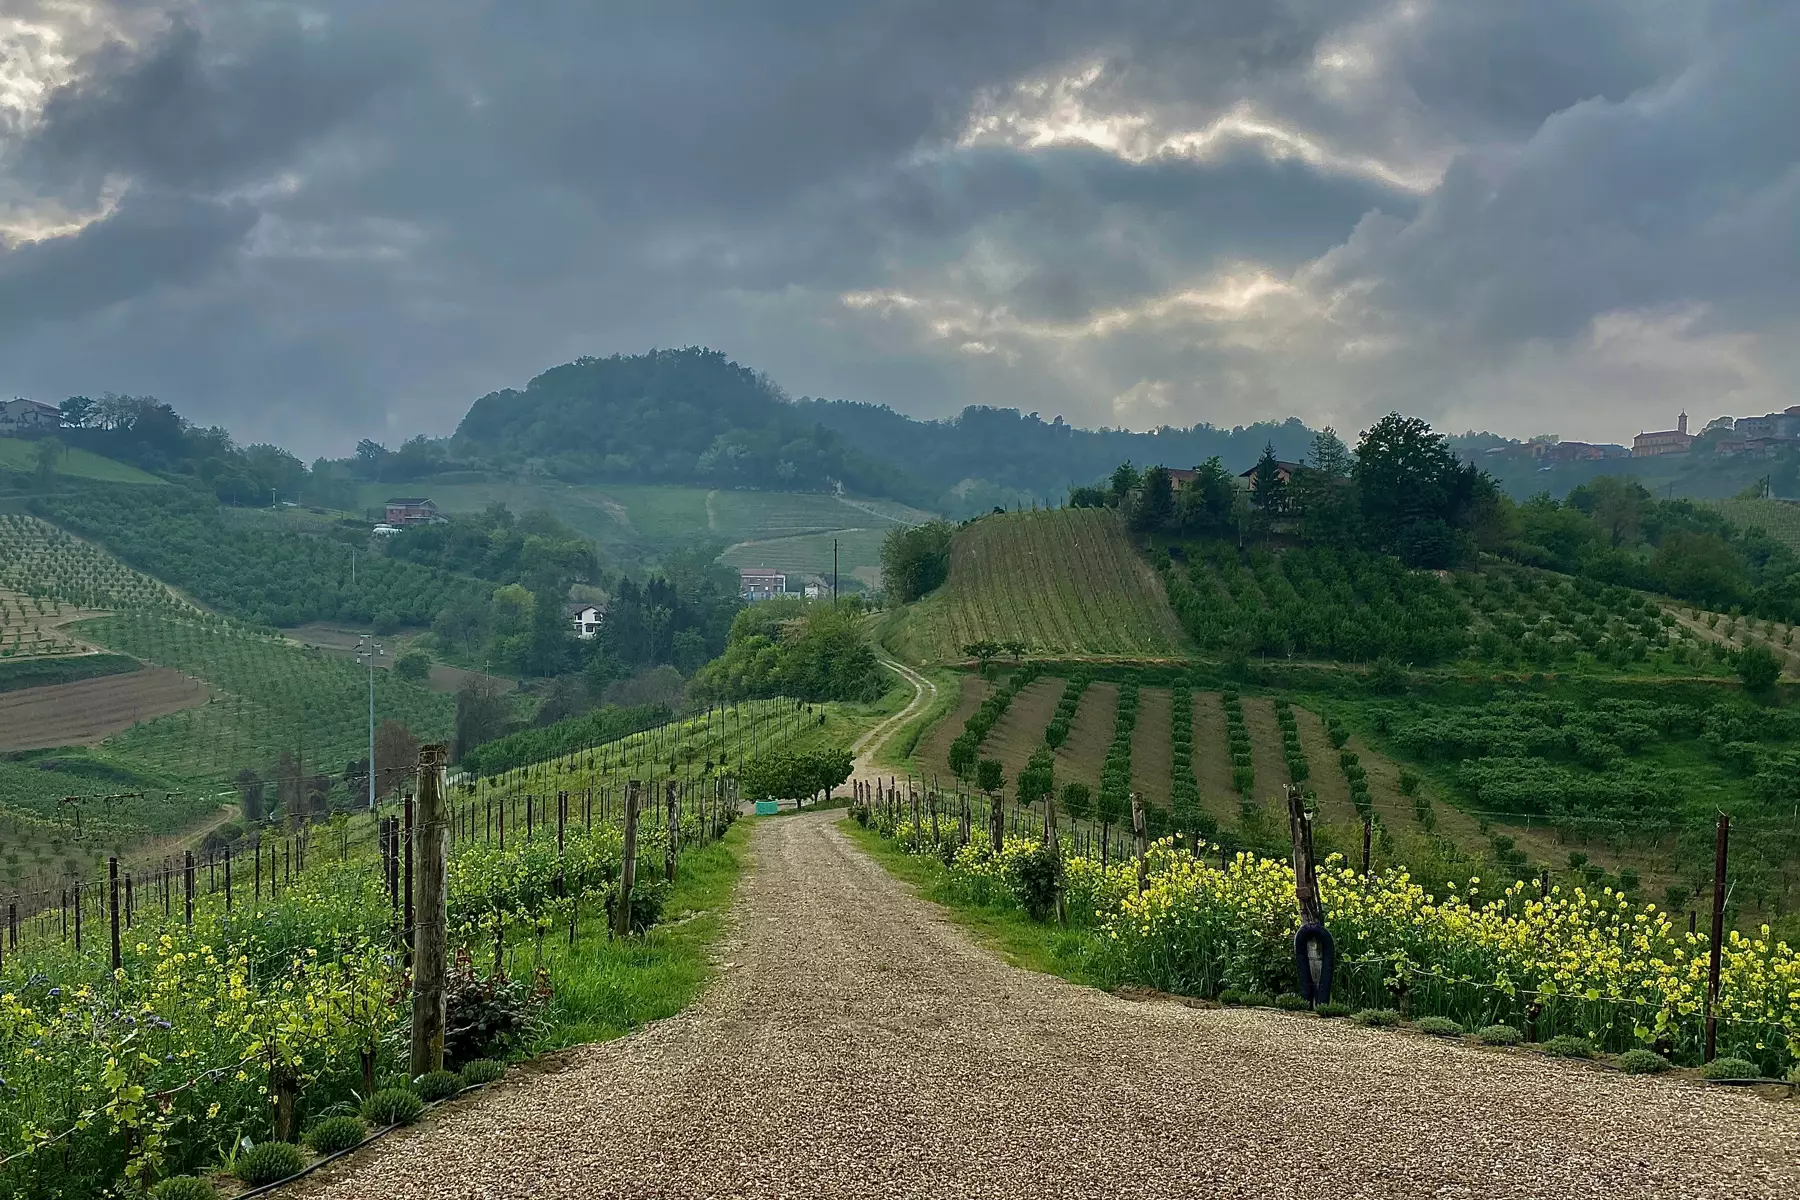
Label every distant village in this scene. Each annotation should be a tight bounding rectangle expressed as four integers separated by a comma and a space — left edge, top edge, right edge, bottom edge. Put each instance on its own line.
1482, 405, 1800, 466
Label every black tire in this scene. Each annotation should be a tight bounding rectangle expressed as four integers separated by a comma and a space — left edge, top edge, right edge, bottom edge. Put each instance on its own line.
1293, 923, 1336, 1004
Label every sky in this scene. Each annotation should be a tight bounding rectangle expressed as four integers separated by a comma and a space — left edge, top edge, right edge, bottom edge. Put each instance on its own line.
1, 0, 1796, 459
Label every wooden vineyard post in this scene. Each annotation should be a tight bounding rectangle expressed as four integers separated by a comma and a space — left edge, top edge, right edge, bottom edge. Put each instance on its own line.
930, 790, 941, 847
254, 838, 262, 901
558, 790, 567, 856
184, 851, 194, 926
910, 788, 921, 849
223, 847, 232, 913
1361, 813, 1372, 877
411, 744, 449, 1079
1286, 786, 1323, 927
403, 793, 416, 970
665, 780, 679, 883
108, 857, 121, 972
1130, 791, 1148, 894
1705, 812, 1729, 1063
73, 882, 82, 952
1046, 789, 1066, 928
615, 780, 641, 938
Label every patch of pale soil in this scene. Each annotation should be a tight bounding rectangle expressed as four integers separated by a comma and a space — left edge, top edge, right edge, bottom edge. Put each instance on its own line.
296, 813, 1800, 1200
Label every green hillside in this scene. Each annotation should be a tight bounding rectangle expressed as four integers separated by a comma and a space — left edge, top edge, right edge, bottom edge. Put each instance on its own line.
354, 479, 929, 580
887, 508, 1189, 662
0, 439, 165, 485
1706, 496, 1800, 553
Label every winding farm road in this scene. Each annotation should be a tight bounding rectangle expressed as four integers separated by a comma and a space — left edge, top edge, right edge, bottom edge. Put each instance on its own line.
297, 811, 1799, 1199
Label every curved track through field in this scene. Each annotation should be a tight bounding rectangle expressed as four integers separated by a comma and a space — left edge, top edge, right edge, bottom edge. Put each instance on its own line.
297, 812, 1800, 1200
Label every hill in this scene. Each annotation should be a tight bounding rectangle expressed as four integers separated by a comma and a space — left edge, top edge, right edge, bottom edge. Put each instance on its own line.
0, 438, 165, 485
886, 508, 1189, 662
1705, 496, 1800, 553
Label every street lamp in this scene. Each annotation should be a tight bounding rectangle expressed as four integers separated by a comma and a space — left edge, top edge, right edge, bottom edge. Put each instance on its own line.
357, 634, 382, 811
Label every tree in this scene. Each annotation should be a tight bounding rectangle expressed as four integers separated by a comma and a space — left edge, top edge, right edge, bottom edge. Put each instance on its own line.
59, 396, 96, 429
1059, 782, 1091, 822
976, 758, 1006, 799
948, 734, 978, 780
236, 768, 266, 824
1016, 747, 1054, 807
1130, 465, 1175, 532
1737, 643, 1781, 691
1308, 427, 1352, 478
880, 520, 954, 603
1248, 442, 1286, 513
453, 679, 510, 761
1001, 639, 1027, 664
1353, 413, 1486, 566
394, 647, 432, 683
33, 437, 62, 482
1569, 476, 1650, 549
1174, 457, 1237, 536
962, 640, 1001, 676
1110, 461, 1142, 503
274, 751, 304, 821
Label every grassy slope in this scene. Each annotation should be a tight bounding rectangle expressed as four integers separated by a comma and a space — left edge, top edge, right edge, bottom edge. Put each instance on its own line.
353, 479, 929, 579
0, 440, 165, 485
889, 508, 1189, 663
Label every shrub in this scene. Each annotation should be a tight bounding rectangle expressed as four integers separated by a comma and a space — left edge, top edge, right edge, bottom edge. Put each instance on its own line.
1699, 1056, 1761, 1080
1543, 1034, 1594, 1059
444, 962, 541, 1062
1273, 993, 1311, 1011
1414, 1016, 1463, 1037
1477, 1024, 1521, 1046
149, 1180, 219, 1200
234, 1142, 306, 1187
363, 1087, 426, 1127
1616, 1049, 1671, 1075
1217, 989, 1244, 1006
413, 1069, 463, 1103
1351, 1008, 1401, 1027
1003, 841, 1063, 921
1240, 992, 1275, 1008
304, 1115, 367, 1155
1317, 1002, 1353, 1018
460, 1058, 506, 1086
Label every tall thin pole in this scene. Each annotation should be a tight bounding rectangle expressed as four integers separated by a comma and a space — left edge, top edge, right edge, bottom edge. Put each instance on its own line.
411, 745, 448, 1078
1705, 812, 1730, 1063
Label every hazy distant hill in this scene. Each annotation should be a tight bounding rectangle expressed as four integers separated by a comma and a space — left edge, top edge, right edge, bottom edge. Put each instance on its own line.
449, 346, 1319, 517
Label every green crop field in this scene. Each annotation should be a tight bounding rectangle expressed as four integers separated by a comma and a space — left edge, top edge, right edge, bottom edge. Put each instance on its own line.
0, 439, 165, 485
890, 508, 1189, 661
354, 478, 929, 579
910, 666, 1800, 940
1707, 497, 1800, 553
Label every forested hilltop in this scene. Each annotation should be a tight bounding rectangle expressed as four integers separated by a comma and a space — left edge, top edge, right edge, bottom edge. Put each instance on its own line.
445, 347, 1318, 515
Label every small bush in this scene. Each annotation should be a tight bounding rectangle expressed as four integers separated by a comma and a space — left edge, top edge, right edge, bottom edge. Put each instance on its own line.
1316, 1002, 1353, 1018
1351, 1008, 1401, 1027
1217, 989, 1245, 1006
1699, 1056, 1761, 1080
1272, 993, 1311, 1011
234, 1142, 306, 1187
460, 1058, 506, 1086
413, 1069, 463, 1103
1543, 1034, 1594, 1059
149, 1179, 219, 1200
1616, 1049, 1671, 1075
1477, 1024, 1521, 1046
362, 1087, 426, 1127
1240, 992, 1275, 1008
304, 1115, 367, 1155
1413, 1016, 1463, 1037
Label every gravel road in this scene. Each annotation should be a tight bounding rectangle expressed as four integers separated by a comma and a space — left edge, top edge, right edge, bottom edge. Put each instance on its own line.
298, 811, 1800, 1199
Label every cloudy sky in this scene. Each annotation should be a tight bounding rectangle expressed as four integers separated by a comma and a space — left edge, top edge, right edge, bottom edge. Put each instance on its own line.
1, 1, 1795, 458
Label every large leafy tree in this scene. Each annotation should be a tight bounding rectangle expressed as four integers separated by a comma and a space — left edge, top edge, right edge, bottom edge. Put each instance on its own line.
1248, 443, 1287, 512
880, 520, 954, 602
1353, 413, 1490, 567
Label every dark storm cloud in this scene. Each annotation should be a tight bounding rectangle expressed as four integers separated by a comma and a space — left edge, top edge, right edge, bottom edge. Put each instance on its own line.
0, 0, 1793, 451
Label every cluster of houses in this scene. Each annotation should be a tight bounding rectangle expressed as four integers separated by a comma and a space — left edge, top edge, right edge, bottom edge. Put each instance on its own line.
0, 398, 62, 434
1477, 406, 1800, 467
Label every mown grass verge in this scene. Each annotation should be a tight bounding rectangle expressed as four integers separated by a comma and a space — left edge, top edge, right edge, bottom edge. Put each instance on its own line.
531, 817, 751, 1052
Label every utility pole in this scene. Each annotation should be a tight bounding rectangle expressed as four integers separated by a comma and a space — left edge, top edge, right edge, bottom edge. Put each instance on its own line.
359, 635, 381, 810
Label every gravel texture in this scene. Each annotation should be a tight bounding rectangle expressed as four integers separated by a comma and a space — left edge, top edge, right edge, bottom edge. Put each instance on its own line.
297, 811, 1800, 1199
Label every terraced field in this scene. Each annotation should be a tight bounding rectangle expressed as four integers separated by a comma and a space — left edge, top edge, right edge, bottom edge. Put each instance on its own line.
891, 509, 1189, 662
0, 668, 209, 752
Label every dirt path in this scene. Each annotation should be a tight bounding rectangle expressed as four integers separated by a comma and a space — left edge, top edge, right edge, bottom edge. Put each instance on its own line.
299, 813, 1800, 1200
848, 650, 936, 779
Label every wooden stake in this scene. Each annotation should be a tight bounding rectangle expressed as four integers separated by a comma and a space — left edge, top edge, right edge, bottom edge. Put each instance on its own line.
1705, 811, 1729, 1063
615, 780, 641, 938
411, 744, 449, 1078
665, 780, 679, 882
1130, 791, 1148, 894
403, 793, 415, 970
108, 857, 121, 972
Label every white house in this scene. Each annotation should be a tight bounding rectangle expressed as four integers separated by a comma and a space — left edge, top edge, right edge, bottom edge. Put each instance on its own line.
802, 580, 827, 600
0, 398, 61, 435
569, 603, 605, 640
740, 568, 786, 601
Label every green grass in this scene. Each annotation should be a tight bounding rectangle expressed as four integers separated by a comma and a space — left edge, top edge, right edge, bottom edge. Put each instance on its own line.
0, 653, 138, 693
718, 527, 890, 586
532, 819, 749, 1050
868, 659, 961, 773
0, 440, 165, 485
840, 817, 1103, 986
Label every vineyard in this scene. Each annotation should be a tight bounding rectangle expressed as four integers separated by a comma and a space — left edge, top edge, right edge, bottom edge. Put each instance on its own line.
1707, 496, 1800, 554
0, 696, 819, 1198
908, 668, 1800, 938
889, 509, 1189, 662
0, 513, 195, 660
